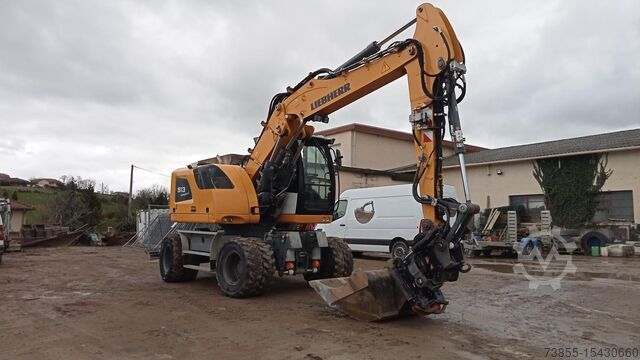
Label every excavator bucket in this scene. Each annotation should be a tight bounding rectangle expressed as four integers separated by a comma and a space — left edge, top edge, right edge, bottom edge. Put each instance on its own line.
309, 269, 413, 321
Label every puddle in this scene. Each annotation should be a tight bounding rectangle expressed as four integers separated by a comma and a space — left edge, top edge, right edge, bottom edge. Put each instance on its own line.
474, 263, 514, 274
473, 263, 640, 282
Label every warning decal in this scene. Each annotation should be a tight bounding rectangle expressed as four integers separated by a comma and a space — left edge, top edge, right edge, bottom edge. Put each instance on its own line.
381, 62, 390, 73
422, 130, 433, 143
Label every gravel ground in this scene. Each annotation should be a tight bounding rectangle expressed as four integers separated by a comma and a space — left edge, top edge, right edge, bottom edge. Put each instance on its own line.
1, 247, 639, 360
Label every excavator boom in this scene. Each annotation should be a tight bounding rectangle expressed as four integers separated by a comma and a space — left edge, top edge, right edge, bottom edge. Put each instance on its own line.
248, 3, 471, 226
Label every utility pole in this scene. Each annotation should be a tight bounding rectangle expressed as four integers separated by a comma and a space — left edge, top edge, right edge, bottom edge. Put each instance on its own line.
128, 164, 134, 217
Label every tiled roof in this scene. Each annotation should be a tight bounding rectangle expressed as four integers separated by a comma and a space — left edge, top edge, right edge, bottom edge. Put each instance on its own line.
443, 128, 640, 167
10, 200, 34, 211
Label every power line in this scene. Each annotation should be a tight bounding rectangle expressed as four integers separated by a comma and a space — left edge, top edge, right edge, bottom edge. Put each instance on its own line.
132, 165, 170, 178
128, 164, 170, 216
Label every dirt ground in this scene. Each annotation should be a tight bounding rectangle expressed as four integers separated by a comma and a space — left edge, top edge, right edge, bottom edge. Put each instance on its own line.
1, 247, 639, 360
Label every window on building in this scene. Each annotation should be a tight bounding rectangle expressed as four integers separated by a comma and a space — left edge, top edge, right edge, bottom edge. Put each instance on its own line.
509, 194, 546, 222
595, 191, 634, 222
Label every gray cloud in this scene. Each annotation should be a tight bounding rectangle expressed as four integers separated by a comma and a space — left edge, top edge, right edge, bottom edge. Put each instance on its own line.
0, 0, 638, 191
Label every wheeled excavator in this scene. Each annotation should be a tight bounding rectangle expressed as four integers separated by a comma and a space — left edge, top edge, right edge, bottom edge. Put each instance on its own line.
160, 3, 479, 321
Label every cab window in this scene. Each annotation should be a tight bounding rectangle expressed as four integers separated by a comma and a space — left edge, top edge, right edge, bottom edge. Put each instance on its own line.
193, 165, 234, 189
301, 142, 333, 212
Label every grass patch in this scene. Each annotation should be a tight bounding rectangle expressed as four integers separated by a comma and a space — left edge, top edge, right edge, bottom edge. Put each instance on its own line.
1, 186, 56, 223
1, 186, 128, 226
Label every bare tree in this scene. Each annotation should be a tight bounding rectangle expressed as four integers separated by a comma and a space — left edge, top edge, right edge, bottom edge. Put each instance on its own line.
43, 177, 102, 227
133, 185, 169, 208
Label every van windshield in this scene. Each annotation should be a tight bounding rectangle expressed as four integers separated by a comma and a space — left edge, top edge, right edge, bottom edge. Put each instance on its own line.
334, 199, 348, 220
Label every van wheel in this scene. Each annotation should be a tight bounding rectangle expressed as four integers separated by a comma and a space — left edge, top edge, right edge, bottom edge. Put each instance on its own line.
390, 240, 409, 260
304, 237, 353, 282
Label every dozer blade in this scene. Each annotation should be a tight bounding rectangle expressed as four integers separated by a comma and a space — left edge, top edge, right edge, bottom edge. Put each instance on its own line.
309, 269, 413, 321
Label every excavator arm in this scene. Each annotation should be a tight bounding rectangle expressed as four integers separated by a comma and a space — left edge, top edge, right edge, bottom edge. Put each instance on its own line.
244, 3, 480, 320
248, 4, 470, 223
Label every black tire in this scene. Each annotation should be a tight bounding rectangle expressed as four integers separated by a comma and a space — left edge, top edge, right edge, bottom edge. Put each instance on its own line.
390, 239, 409, 260
216, 237, 274, 298
304, 237, 353, 282
522, 242, 536, 256
581, 231, 609, 255
352, 251, 364, 258
472, 250, 483, 257
483, 249, 493, 257
159, 233, 198, 282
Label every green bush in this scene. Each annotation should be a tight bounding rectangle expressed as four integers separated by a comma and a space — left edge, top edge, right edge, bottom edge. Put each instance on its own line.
533, 154, 612, 228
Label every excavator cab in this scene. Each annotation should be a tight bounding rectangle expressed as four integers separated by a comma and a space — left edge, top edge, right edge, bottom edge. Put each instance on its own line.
278, 137, 336, 218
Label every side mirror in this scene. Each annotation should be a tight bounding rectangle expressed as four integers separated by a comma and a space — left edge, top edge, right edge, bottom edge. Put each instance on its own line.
334, 149, 343, 168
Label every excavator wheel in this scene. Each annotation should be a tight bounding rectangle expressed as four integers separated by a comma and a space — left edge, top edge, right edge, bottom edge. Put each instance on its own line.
304, 237, 353, 282
216, 237, 275, 298
159, 233, 198, 283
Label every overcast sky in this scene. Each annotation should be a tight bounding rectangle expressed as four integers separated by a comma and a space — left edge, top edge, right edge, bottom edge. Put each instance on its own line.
1, 0, 638, 192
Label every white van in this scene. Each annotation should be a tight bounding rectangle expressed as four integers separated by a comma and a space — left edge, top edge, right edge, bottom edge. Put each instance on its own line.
318, 184, 459, 259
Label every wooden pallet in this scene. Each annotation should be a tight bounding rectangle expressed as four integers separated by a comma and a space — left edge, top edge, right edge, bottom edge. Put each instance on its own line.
6, 242, 21, 252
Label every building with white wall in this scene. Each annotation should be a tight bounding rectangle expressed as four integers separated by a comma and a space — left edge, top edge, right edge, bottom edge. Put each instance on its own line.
442, 128, 640, 223
315, 123, 485, 191
317, 124, 639, 224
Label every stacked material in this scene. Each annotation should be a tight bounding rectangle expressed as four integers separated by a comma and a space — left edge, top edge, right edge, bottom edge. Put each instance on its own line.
607, 244, 635, 257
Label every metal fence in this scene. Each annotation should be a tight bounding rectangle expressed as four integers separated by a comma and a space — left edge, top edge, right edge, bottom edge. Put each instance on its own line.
123, 212, 172, 254
123, 214, 200, 259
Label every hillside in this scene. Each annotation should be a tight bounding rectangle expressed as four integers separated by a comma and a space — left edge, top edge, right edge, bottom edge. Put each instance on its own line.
0, 186, 128, 227
1, 186, 55, 223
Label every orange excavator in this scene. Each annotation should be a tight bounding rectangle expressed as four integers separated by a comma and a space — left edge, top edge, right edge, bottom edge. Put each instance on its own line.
161, 3, 479, 321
